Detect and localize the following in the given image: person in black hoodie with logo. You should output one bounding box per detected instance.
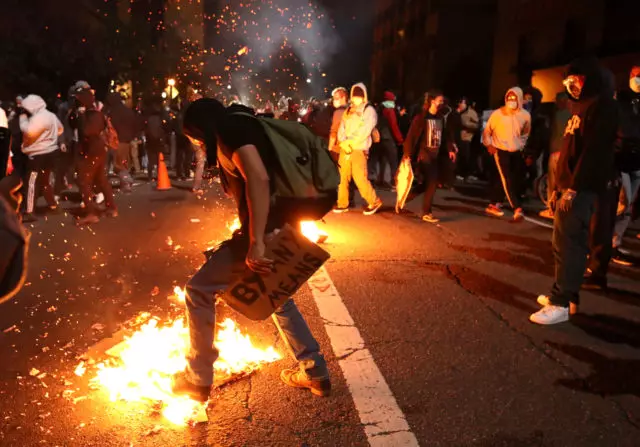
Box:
[531,56,619,325]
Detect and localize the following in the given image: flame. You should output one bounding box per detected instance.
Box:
[300,221,328,244]
[237,46,248,56]
[91,316,281,425]
[172,286,186,303]
[227,217,241,233]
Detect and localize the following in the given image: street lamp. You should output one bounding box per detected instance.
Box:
[167,78,176,107]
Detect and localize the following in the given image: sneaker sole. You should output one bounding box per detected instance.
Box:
[612,258,633,267]
[529,314,570,325]
[363,204,382,216]
[485,210,505,217]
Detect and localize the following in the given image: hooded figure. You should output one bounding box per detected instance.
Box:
[338,83,377,153]
[482,87,531,152]
[334,83,382,214]
[482,87,531,220]
[611,64,640,254]
[530,56,619,326]
[555,56,617,194]
[19,95,63,157]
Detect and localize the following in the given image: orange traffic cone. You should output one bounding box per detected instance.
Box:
[156,153,172,191]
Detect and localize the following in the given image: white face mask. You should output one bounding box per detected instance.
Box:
[630,77,640,94]
[507,100,518,110]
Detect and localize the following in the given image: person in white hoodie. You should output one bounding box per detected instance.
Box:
[482,87,531,221]
[335,83,383,215]
[19,95,64,220]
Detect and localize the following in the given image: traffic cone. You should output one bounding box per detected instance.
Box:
[156,153,172,191]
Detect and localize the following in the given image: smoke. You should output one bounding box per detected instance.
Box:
[205,0,341,102]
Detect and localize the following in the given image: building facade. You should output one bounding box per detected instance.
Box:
[371,0,497,107]
[490,0,640,105]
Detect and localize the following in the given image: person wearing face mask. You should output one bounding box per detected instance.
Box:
[328,87,355,208]
[402,90,457,223]
[482,87,531,221]
[335,83,383,215]
[531,56,618,325]
[610,63,640,264]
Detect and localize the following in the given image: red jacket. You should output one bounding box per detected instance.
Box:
[382,105,404,145]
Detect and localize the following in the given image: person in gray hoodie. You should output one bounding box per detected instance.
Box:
[19,95,63,220]
[482,87,531,221]
[335,83,383,215]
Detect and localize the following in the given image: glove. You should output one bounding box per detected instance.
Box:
[558,189,576,213]
[487,145,497,155]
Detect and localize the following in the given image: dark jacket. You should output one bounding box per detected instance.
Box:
[615,89,640,172]
[556,57,619,193]
[403,109,455,162]
[0,175,28,304]
[524,87,551,160]
[105,93,138,143]
[380,102,404,145]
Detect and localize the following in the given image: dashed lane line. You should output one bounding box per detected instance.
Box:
[308,267,419,447]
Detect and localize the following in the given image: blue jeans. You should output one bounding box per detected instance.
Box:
[613,170,640,248]
[184,239,328,387]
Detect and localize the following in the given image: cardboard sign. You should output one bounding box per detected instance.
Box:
[220,224,330,321]
[395,157,414,213]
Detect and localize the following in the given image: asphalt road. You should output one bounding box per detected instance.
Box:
[1,178,639,447]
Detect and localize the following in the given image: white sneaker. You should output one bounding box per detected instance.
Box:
[529,305,569,325]
[536,295,579,314]
[95,193,105,204]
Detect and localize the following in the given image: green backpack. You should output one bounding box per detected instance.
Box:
[233,112,339,220]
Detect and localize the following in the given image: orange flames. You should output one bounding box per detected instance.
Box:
[90,312,281,425]
[300,221,328,244]
[227,218,328,244]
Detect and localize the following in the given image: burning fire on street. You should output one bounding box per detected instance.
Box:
[81,301,281,425]
[227,217,329,244]
[77,217,326,426]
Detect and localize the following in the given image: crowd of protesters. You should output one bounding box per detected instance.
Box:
[0,81,213,225]
[2,58,640,329]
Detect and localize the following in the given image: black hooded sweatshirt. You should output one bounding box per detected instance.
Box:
[556,57,619,193]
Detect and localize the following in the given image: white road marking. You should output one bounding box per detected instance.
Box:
[308,267,419,447]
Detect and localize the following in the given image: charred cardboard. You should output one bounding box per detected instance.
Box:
[220,224,330,321]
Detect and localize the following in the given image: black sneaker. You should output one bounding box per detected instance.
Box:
[363,199,383,216]
[280,368,331,397]
[171,371,211,403]
[612,248,633,267]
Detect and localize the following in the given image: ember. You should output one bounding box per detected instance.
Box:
[90,315,281,425]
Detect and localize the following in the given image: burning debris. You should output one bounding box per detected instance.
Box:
[85,312,281,425]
